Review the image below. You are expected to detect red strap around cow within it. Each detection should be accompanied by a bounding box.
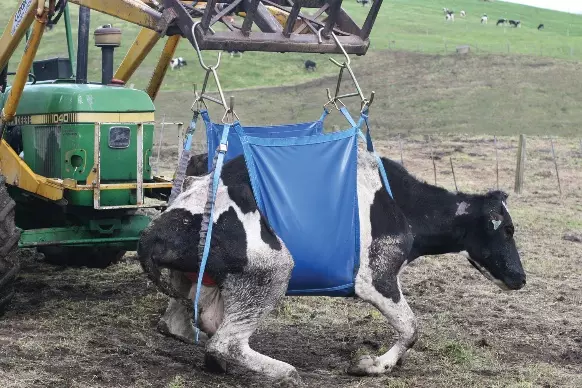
[185,272,217,286]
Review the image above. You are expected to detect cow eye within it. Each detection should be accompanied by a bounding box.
[505,225,514,238]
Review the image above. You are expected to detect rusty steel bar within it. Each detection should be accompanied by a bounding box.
[197,31,368,53]
[241,0,261,36]
[200,0,218,32]
[322,0,342,38]
[283,0,302,37]
[360,0,382,40]
[210,0,243,26]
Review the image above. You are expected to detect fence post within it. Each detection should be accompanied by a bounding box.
[514,134,526,194]
[550,138,562,195]
[507,42,510,53]
[450,156,458,192]
[398,134,404,166]
[429,135,437,185]
[494,135,499,190]
[177,122,185,160]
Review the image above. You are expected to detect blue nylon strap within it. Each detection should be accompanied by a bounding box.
[319,108,330,123]
[193,123,231,342]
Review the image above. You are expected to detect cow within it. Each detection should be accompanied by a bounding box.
[509,19,521,28]
[225,50,242,58]
[170,57,187,70]
[304,60,316,71]
[445,10,455,22]
[538,23,544,30]
[460,10,466,17]
[356,0,370,6]
[497,18,508,26]
[139,150,526,386]
[481,14,488,24]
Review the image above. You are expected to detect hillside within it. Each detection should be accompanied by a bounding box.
[1,0,582,91]
[154,51,582,138]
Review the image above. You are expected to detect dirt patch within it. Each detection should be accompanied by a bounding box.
[1,130,582,387]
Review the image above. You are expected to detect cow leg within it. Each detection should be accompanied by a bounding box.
[349,233,417,376]
[350,274,417,375]
[157,270,224,344]
[205,265,300,385]
[157,270,196,343]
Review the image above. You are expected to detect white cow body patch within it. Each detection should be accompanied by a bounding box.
[455,202,470,216]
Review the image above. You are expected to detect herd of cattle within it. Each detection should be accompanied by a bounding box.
[443,7,545,30]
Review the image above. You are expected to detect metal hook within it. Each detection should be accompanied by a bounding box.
[190,22,237,124]
[320,29,375,113]
[191,22,220,71]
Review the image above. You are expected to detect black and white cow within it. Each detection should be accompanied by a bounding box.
[304,60,316,71]
[538,23,544,31]
[356,0,369,6]
[497,18,508,26]
[170,57,187,70]
[445,10,455,22]
[138,150,526,385]
[481,14,488,24]
[509,19,521,28]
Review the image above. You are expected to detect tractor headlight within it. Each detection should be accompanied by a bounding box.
[108,126,130,149]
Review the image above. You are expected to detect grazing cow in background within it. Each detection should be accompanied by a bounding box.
[538,23,544,30]
[497,18,508,26]
[170,57,187,70]
[226,50,242,57]
[481,14,488,24]
[460,10,466,17]
[304,60,316,71]
[142,151,527,386]
[445,10,455,22]
[509,20,521,28]
[356,0,369,6]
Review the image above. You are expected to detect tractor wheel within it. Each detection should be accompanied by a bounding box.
[0,176,22,317]
[38,246,126,269]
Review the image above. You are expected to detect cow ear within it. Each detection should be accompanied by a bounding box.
[487,190,508,202]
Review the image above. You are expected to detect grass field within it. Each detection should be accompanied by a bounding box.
[2,0,582,91]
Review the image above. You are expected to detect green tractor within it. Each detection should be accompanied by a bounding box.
[0,0,382,317]
[0,4,173,315]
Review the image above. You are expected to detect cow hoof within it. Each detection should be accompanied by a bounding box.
[273,369,303,387]
[204,353,228,374]
[347,355,386,376]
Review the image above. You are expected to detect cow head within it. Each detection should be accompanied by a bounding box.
[460,191,526,290]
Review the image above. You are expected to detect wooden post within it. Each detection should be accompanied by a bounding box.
[514,134,526,194]
[494,135,499,189]
[429,135,437,185]
[550,138,562,195]
[450,156,458,192]
[398,134,404,166]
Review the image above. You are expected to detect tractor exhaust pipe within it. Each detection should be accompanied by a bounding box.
[76,6,90,83]
[94,25,121,85]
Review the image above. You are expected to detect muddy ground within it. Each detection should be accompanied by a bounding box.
[1,130,581,387]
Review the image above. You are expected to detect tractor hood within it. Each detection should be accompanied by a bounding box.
[0,81,155,116]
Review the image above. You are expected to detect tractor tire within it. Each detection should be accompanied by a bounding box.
[38,246,126,269]
[0,176,22,317]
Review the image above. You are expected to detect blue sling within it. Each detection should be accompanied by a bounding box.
[201,107,393,297]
